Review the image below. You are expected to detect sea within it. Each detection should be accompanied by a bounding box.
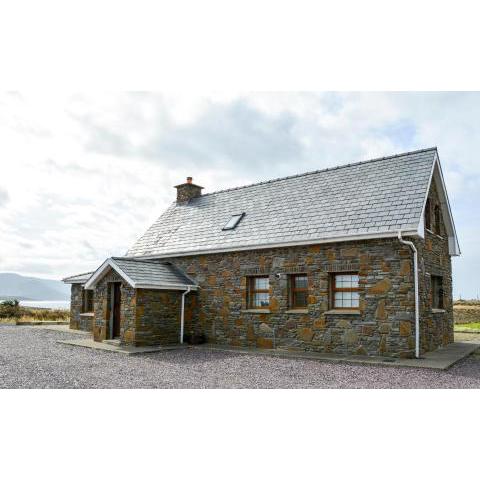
[20,300,70,310]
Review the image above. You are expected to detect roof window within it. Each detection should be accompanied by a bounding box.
[223,213,245,230]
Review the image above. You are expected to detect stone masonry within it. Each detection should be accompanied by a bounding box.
[92,270,136,343]
[74,178,452,357]
[69,284,94,332]
[90,269,198,347]
[164,237,419,357]
[415,180,453,352]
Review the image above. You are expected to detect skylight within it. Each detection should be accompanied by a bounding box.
[222,213,245,230]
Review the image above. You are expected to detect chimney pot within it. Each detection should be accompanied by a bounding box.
[174,177,204,203]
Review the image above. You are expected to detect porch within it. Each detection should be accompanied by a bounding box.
[83,257,199,347]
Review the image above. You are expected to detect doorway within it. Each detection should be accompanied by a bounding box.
[110,282,121,339]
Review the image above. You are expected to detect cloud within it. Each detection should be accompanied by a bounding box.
[0,92,479,298]
[0,187,9,207]
[70,96,305,179]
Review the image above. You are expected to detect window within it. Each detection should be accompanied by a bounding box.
[247,276,270,309]
[434,205,441,235]
[331,273,360,309]
[425,198,432,231]
[82,288,94,313]
[223,213,245,230]
[431,275,444,309]
[290,274,308,309]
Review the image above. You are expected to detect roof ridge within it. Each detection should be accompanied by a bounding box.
[111,256,166,265]
[200,147,438,197]
[63,271,94,278]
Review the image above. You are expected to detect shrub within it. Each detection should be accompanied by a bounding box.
[0,299,21,318]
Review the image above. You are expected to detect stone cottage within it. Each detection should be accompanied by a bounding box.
[63,147,460,358]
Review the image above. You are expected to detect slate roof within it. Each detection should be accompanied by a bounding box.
[127,148,438,258]
[110,257,197,288]
[84,257,197,290]
[62,271,94,284]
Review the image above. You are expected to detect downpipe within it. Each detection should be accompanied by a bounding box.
[397,231,420,358]
[180,286,191,344]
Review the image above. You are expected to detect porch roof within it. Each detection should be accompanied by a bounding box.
[84,257,198,291]
[62,271,94,284]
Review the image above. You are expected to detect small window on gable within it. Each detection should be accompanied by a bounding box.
[434,205,441,236]
[223,213,245,230]
[425,198,432,231]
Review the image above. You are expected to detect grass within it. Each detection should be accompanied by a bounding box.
[454,322,480,332]
[0,301,69,324]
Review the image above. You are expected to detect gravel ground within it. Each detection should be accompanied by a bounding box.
[1,325,480,388]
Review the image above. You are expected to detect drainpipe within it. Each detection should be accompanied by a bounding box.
[397,231,420,359]
[180,286,191,344]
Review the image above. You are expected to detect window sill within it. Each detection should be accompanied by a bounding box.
[286,309,308,314]
[324,309,361,315]
[242,309,271,314]
[425,228,443,239]
[431,309,446,314]
[80,312,94,317]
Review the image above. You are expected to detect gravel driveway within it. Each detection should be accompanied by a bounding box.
[1,325,480,388]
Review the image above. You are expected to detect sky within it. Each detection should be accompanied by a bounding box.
[0,92,479,298]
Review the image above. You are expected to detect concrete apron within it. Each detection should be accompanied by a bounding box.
[55,332,480,368]
[194,341,480,370]
[57,337,189,355]
[29,324,90,335]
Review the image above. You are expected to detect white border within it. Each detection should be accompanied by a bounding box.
[128,229,421,261]
[418,150,461,256]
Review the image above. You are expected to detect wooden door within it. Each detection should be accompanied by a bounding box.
[112,283,121,338]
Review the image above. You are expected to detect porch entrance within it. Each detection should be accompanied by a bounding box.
[110,282,121,339]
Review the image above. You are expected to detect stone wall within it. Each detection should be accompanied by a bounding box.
[161,237,427,357]
[92,270,136,343]
[135,289,182,346]
[415,180,454,352]
[69,284,93,332]
[69,284,83,330]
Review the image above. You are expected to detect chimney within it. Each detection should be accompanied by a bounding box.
[174,177,204,203]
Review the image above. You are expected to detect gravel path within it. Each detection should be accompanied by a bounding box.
[1,325,480,388]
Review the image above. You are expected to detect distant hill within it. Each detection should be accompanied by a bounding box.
[0,272,70,301]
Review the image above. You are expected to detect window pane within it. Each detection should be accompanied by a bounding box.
[294,275,308,289]
[254,277,269,290]
[294,291,308,308]
[253,292,269,308]
[334,291,343,307]
[351,291,359,308]
[335,274,359,288]
[334,291,359,308]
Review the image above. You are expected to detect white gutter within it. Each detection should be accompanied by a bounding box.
[397,231,420,359]
[128,229,420,261]
[180,286,191,344]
